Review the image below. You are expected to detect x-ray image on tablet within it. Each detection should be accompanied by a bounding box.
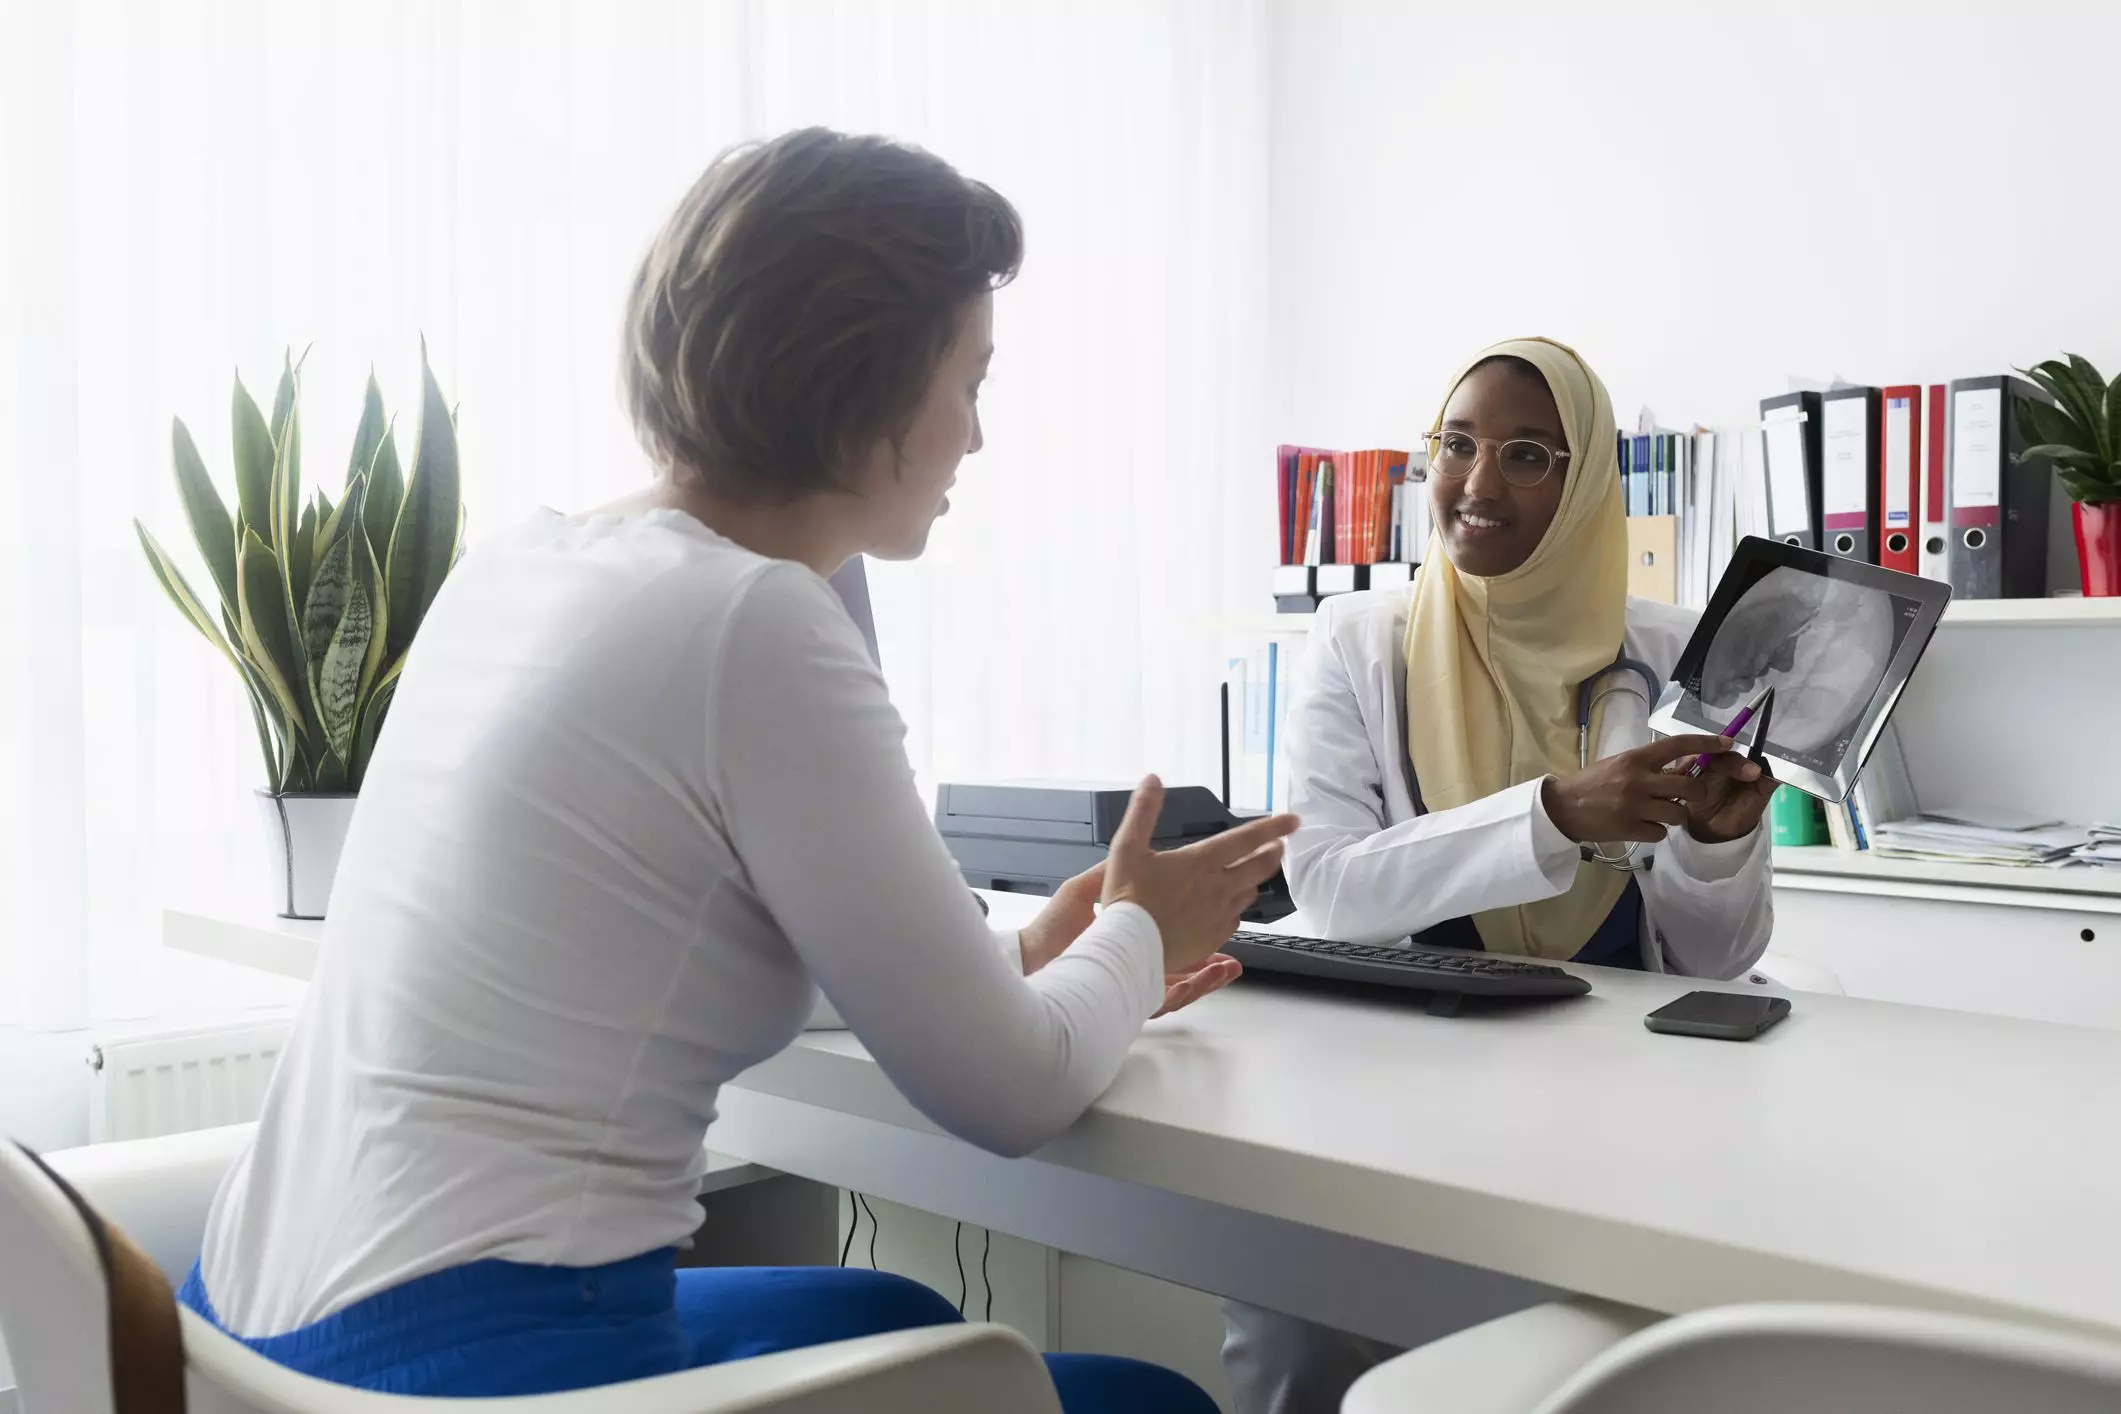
[1647,538,1952,803]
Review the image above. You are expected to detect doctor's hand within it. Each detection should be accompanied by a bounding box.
[1542,734,1740,845]
[1104,775,1298,978]
[1680,750,1776,845]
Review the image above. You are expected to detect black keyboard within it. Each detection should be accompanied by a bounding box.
[1222,931,1591,1014]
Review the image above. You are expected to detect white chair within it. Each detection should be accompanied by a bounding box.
[1746,950,1845,995]
[1341,1299,1659,1414]
[4,1125,1061,1414]
[1346,1299,2121,1413]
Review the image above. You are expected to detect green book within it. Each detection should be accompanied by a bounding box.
[1769,786,1826,847]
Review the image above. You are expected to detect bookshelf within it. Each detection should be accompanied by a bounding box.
[1773,847,2121,912]
[1228,595,2121,639]
[1931,596,2121,626]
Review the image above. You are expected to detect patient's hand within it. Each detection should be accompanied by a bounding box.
[1018,861,1245,1017]
[1154,954,1243,1017]
[1018,863,1107,974]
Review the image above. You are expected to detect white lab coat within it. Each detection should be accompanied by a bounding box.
[1221,587,1777,1414]
[1282,582,1774,978]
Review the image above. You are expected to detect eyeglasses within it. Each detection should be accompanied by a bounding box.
[1418,432,1570,489]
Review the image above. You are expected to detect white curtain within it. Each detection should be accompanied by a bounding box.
[0,0,1273,1032]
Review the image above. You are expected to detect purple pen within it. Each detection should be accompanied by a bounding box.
[1687,684,1772,778]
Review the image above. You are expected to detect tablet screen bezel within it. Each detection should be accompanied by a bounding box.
[1645,536,1952,803]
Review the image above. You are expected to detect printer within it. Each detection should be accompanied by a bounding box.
[935,781,1295,922]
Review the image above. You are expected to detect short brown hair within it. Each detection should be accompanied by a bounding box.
[621,128,1023,503]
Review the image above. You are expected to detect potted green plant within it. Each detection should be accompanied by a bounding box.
[2015,355,2121,597]
[135,344,462,918]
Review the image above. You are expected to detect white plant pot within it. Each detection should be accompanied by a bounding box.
[254,790,359,920]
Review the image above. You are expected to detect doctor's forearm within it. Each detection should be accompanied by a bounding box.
[1290,783,1577,943]
[1642,827,1774,977]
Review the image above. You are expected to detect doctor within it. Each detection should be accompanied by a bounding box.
[1219,336,1776,1414]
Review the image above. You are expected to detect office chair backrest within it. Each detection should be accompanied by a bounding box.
[0,1139,185,1414]
[1535,1303,2121,1414]
[827,558,880,667]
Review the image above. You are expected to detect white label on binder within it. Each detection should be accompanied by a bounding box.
[1822,396,1869,516]
[1762,410,1810,535]
[1883,396,1913,525]
[1952,387,2003,509]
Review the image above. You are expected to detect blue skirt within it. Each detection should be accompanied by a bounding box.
[180,1250,1214,1412]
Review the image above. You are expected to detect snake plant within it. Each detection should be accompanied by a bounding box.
[2015,355,2121,505]
[135,344,463,794]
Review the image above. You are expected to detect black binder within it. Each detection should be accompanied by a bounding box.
[1944,375,2054,600]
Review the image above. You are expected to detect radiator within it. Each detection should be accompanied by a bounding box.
[86,1015,295,1142]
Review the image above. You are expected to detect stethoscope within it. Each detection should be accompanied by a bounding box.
[1575,650,1663,874]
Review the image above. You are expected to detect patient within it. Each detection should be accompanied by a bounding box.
[176,128,1293,1411]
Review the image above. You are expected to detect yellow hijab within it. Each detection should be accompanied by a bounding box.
[1403,337,1630,960]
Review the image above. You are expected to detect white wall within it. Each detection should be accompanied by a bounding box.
[1267,0,2121,822]
[0,1026,90,1152]
[1269,0,2121,445]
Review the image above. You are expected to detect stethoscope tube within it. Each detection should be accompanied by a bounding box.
[1575,651,1664,873]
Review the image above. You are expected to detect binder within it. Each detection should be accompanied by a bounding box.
[1917,384,1950,582]
[1879,386,1922,573]
[1696,432,1730,610]
[1335,453,1355,565]
[1819,386,1881,563]
[1769,786,1827,847]
[1271,564,1318,613]
[1758,391,1823,548]
[1276,445,1332,564]
[1303,457,1334,566]
[1367,561,1416,589]
[1944,375,2055,599]
[1314,563,1365,597]
[1343,449,1412,564]
[1693,430,1725,607]
[1265,642,1281,810]
[1625,515,1678,602]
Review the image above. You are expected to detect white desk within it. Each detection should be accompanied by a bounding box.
[710,959,2121,1349]
[166,895,2121,1351]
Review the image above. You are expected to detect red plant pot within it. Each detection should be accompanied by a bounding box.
[2077,501,2121,598]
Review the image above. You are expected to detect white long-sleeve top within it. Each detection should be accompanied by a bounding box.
[195,509,1166,1338]
[1284,585,1773,977]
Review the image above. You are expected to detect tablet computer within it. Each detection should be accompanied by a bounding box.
[1646,537,1951,803]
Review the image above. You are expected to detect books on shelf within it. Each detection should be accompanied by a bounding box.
[1274,445,1422,607]
[1617,417,1746,611]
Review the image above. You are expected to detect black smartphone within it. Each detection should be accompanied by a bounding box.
[1644,990,1791,1041]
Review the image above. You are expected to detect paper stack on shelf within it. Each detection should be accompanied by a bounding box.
[1868,812,2092,868]
[2075,825,2121,869]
